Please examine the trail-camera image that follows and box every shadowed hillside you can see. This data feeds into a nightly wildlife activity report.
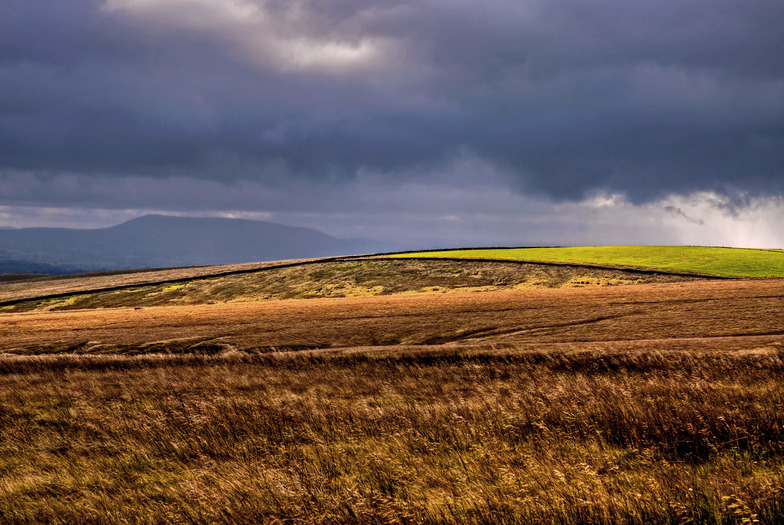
[0,215,376,272]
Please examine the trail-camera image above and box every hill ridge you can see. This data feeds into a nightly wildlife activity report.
[0,214,374,272]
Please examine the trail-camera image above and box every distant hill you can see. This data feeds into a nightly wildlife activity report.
[0,215,376,273]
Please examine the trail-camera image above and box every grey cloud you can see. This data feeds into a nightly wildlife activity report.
[1,0,783,210]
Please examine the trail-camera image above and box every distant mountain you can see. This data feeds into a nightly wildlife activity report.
[0,215,376,273]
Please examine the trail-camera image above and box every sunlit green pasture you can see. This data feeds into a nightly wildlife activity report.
[393,246,784,277]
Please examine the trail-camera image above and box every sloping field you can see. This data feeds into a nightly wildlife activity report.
[2,279,782,355]
[2,268,784,522]
[0,258,706,312]
[0,257,332,305]
[1,279,784,523]
[393,245,784,277]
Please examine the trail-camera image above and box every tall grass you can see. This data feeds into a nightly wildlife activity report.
[393,246,784,277]
[1,346,783,523]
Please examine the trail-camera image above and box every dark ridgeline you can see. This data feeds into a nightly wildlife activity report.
[0,214,374,273]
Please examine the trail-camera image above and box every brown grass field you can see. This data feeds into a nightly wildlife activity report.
[1,261,784,523]
[0,258,328,305]
[0,258,704,310]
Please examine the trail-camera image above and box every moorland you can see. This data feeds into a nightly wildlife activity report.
[1,247,783,523]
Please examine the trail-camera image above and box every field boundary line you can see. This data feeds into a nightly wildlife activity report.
[0,255,369,307]
[0,250,743,308]
[375,255,743,279]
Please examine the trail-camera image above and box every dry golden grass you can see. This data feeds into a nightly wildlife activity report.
[2,272,784,523]
[1,347,783,523]
[0,258,703,311]
[2,278,782,355]
[0,258,327,305]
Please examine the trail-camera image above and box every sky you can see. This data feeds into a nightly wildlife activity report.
[1,0,783,248]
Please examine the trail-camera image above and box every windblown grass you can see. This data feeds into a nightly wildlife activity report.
[393,246,784,277]
[1,346,783,523]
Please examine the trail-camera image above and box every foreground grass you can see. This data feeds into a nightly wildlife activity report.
[1,347,783,523]
[393,246,784,277]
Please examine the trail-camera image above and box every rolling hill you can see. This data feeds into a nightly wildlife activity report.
[1,250,784,522]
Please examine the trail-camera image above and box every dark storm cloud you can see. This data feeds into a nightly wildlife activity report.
[1,0,783,207]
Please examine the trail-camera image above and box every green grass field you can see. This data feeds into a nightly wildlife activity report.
[393,246,784,278]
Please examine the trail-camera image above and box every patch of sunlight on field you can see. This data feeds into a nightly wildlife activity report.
[393,246,784,278]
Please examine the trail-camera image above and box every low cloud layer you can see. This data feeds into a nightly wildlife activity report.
[4,164,784,250]
[1,0,783,245]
